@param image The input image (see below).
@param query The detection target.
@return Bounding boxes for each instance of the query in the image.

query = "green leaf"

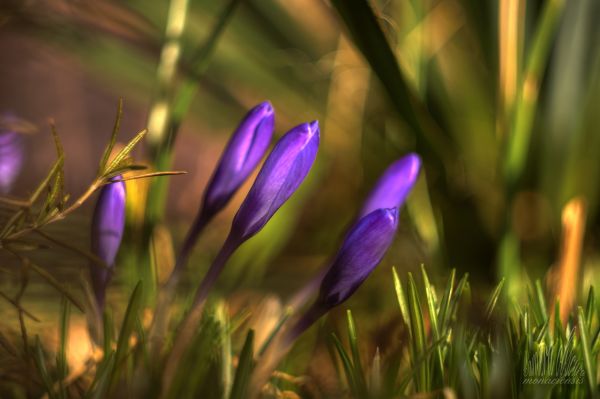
[229,329,254,399]
[103,308,114,357]
[330,333,361,397]
[29,155,64,206]
[437,269,456,333]
[329,1,422,135]
[346,310,368,397]
[85,351,115,399]
[104,129,147,177]
[109,281,143,392]
[99,98,123,176]
[392,266,411,331]
[407,272,429,391]
[485,278,505,320]
[578,306,596,393]
[421,265,444,381]
[56,295,71,399]
[33,335,57,399]
[585,286,595,330]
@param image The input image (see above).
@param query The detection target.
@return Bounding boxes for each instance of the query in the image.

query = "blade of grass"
[56,295,71,399]
[346,310,369,397]
[34,336,57,399]
[330,333,361,397]
[420,265,444,381]
[578,306,596,393]
[392,266,411,330]
[407,272,429,391]
[229,329,255,399]
[108,281,143,392]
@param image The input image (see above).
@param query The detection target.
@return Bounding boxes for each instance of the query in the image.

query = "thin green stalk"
[504,0,566,185]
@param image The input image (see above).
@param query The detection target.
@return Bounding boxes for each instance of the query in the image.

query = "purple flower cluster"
[88,101,421,341]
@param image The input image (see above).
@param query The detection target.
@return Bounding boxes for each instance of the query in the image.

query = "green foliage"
[329,268,600,398]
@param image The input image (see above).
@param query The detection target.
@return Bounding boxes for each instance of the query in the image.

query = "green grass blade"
[108,281,143,392]
[56,295,71,399]
[485,278,506,320]
[437,268,456,333]
[585,286,595,330]
[407,272,429,391]
[420,265,444,381]
[329,0,447,160]
[392,267,411,330]
[33,336,57,399]
[578,306,596,393]
[330,333,361,397]
[229,329,254,399]
[346,310,368,397]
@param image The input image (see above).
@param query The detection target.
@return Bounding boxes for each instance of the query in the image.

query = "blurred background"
[0,0,600,374]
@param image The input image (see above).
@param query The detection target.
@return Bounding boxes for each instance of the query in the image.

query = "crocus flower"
[90,178,126,310]
[162,121,320,377]
[172,102,274,277]
[287,153,421,310]
[285,208,398,342]
[192,120,320,306]
[0,115,24,194]
[359,153,421,217]
[250,208,399,392]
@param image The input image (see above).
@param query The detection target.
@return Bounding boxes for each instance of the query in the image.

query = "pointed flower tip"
[231,120,320,241]
[200,102,275,219]
[256,100,274,116]
[308,120,319,136]
[359,152,422,218]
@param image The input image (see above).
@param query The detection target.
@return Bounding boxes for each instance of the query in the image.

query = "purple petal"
[318,207,398,309]
[202,101,275,217]
[90,178,126,306]
[359,153,421,218]
[0,120,24,194]
[231,121,319,240]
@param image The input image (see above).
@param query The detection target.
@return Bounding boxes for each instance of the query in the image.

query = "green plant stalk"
[140,0,241,302]
[500,0,566,299]
[139,0,191,301]
[504,0,565,184]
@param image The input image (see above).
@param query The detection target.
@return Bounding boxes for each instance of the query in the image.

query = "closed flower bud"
[287,154,420,311]
[90,178,126,309]
[318,207,398,309]
[202,101,275,218]
[172,102,274,277]
[0,115,24,194]
[285,209,398,346]
[230,121,319,241]
[192,121,320,306]
[359,153,421,218]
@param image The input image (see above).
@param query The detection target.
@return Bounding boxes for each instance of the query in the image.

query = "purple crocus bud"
[172,102,274,278]
[286,154,420,311]
[90,178,126,310]
[192,121,320,306]
[230,120,320,241]
[286,208,398,342]
[249,208,398,392]
[359,153,421,218]
[0,116,24,194]
[203,101,275,218]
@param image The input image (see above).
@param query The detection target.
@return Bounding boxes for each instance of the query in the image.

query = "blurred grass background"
[0,0,600,394]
